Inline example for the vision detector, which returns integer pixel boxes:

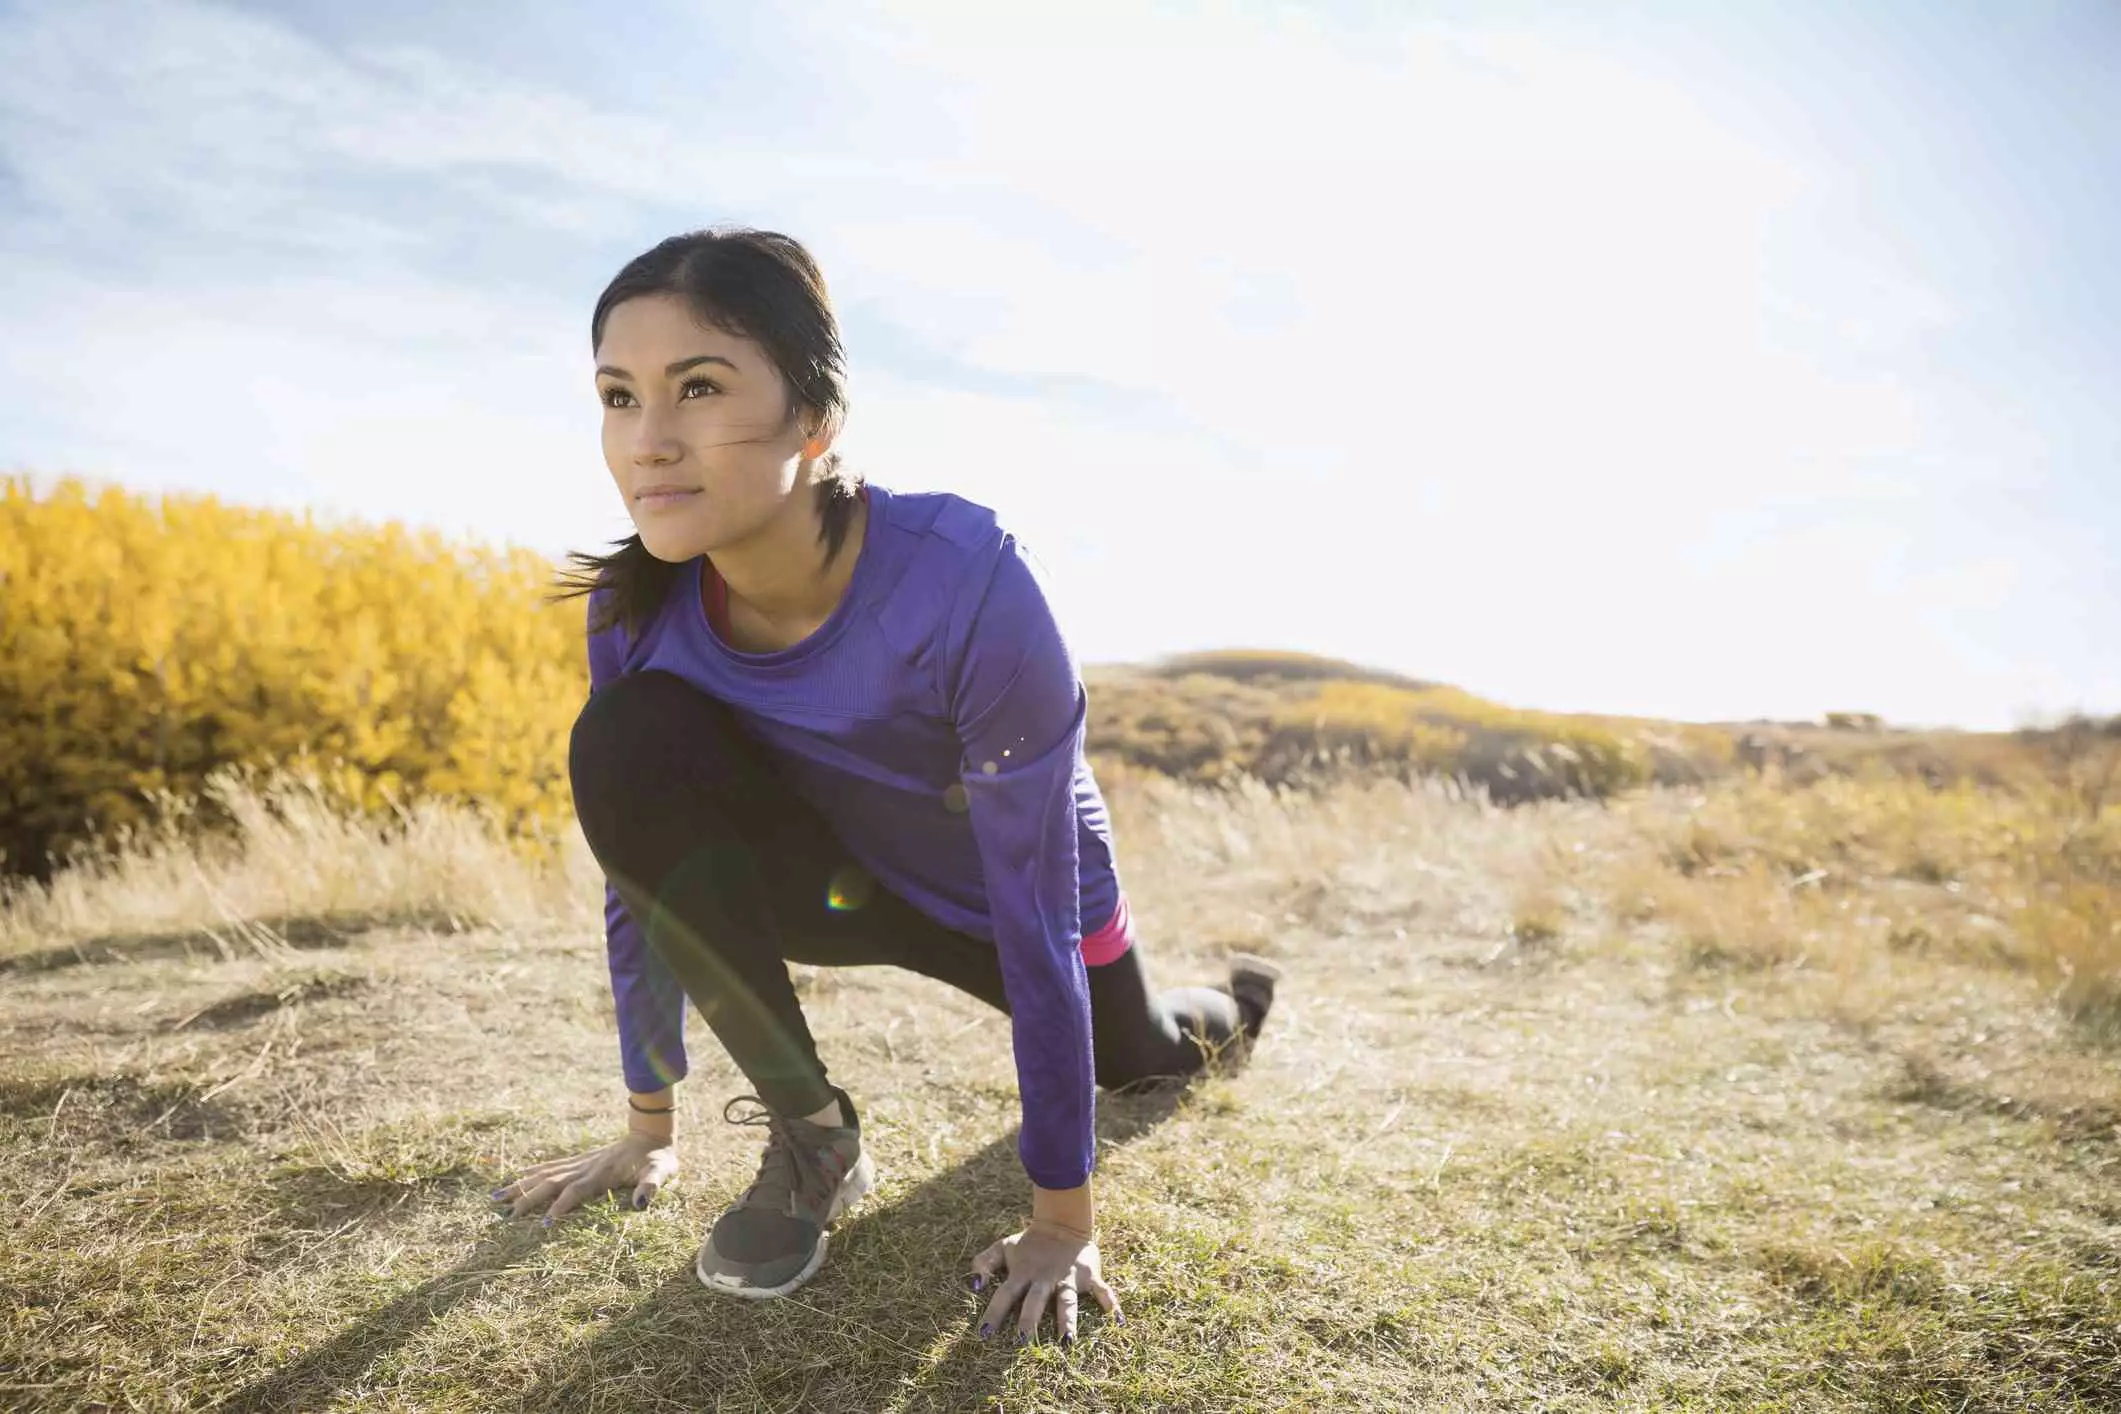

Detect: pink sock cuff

[1080,893,1135,967]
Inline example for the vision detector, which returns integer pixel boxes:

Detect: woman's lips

[635,487,702,511]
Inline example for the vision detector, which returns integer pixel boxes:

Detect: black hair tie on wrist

[628,1097,675,1114]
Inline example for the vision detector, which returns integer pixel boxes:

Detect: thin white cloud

[0,0,854,268]
[0,257,622,550]
[785,1,1972,511]
[0,0,2111,730]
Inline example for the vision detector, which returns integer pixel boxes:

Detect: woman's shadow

[218,1081,1193,1412]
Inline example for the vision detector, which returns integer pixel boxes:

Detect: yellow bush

[1,474,584,878]
[1269,681,1470,770]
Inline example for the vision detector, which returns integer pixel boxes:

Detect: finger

[1057,1283,1080,1345]
[509,1176,566,1219]
[491,1162,562,1202]
[633,1151,679,1211]
[1017,1281,1056,1345]
[968,1237,1010,1292]
[500,1157,569,1192]
[1081,1269,1122,1317]
[630,1155,677,1210]
[977,1280,1026,1339]
[507,1178,548,1218]
[546,1177,599,1223]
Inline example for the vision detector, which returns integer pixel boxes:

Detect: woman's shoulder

[863,484,1044,669]
[871,483,1008,555]
[866,483,1020,607]
[583,557,688,673]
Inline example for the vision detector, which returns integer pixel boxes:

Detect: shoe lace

[723,1095,844,1219]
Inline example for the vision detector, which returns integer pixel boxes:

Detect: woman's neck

[711,484,868,633]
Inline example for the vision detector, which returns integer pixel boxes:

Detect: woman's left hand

[969,1222,1123,1346]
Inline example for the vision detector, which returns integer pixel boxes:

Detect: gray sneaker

[695,1087,876,1300]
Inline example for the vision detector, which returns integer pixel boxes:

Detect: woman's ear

[802,410,843,463]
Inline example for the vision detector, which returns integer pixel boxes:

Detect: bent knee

[570,671,707,795]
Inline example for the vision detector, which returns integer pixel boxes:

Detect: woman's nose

[632,407,680,461]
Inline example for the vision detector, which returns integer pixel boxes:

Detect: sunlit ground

[2,766,2115,1411]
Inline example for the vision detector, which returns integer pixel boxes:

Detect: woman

[497,227,1281,1348]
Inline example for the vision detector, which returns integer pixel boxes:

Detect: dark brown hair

[546,227,863,643]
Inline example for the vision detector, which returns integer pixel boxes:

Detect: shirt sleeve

[948,537,1097,1190]
[587,593,689,1094]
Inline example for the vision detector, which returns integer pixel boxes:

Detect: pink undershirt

[701,490,1134,967]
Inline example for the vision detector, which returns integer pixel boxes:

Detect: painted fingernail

[490,1189,506,1200]
[1016,1331,1029,1346]
[1115,1311,1126,1326]
[978,1324,991,1339]
[542,1215,553,1227]
[972,1276,985,1291]
[633,1193,648,1210]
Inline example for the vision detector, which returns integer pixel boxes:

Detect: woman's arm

[948,536,1099,1198]
[603,881,688,1096]
[587,597,690,1102]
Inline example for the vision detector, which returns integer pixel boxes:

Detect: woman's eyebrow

[595,354,738,381]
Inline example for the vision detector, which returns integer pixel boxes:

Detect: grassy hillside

[1,749,2114,1410]
[1084,650,2095,805]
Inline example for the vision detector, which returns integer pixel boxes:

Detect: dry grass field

[3,753,2117,1411]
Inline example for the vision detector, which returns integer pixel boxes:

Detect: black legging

[568,668,1242,1121]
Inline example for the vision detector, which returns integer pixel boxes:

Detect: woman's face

[594,291,813,562]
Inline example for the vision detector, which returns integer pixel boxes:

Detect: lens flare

[826,864,875,912]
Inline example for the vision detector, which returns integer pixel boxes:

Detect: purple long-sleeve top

[583,482,1129,1190]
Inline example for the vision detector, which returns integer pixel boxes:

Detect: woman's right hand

[492,1133,679,1222]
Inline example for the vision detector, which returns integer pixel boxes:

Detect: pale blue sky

[3,0,2115,730]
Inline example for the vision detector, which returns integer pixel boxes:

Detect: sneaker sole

[1225,951,1282,1048]
[694,1149,878,1300]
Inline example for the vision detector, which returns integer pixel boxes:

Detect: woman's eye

[598,379,716,408]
